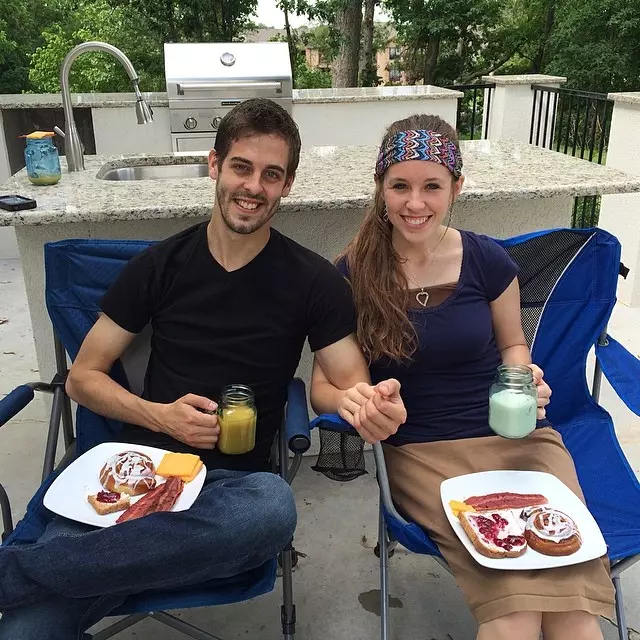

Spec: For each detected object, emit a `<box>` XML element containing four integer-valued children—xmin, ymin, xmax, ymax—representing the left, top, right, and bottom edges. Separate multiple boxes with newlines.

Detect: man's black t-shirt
<box><xmin>100</xmin><ymin>222</ymin><xmax>356</xmax><ymax>471</ymax></box>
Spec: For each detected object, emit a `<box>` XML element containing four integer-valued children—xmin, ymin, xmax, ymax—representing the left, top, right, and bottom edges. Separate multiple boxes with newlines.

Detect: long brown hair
<box><xmin>341</xmin><ymin>114</ymin><xmax>462</xmax><ymax>363</ymax></box>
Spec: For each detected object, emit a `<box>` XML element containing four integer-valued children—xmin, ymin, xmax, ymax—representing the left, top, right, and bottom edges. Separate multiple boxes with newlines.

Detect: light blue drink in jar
<box><xmin>24</xmin><ymin>132</ymin><xmax>62</xmax><ymax>186</ymax></box>
<box><xmin>489</xmin><ymin>365</ymin><xmax>537</xmax><ymax>438</ymax></box>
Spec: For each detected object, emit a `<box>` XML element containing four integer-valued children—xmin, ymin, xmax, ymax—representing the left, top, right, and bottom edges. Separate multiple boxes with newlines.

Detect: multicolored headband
<box><xmin>375</xmin><ymin>129</ymin><xmax>463</xmax><ymax>179</ymax></box>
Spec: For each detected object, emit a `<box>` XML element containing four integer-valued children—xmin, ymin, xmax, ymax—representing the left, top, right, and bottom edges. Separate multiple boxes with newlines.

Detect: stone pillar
<box><xmin>482</xmin><ymin>74</ymin><xmax>566</xmax><ymax>143</ymax></box>
<box><xmin>598</xmin><ymin>93</ymin><xmax>640</xmax><ymax>307</ymax></box>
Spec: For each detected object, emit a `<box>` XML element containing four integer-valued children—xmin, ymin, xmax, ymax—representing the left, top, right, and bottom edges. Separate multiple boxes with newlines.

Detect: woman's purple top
<box><xmin>338</xmin><ymin>230</ymin><xmax>520</xmax><ymax>446</ymax></box>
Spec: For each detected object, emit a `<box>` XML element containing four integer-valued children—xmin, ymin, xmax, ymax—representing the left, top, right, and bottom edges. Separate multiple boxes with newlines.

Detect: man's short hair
<box><xmin>214</xmin><ymin>98</ymin><xmax>302</xmax><ymax>178</ymax></box>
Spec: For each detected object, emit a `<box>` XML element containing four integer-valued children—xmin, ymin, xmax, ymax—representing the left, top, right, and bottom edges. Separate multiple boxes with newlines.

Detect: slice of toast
<box><xmin>88</xmin><ymin>492</ymin><xmax>131</xmax><ymax>516</ymax></box>
<box><xmin>458</xmin><ymin>510</ymin><xmax>527</xmax><ymax>559</ymax></box>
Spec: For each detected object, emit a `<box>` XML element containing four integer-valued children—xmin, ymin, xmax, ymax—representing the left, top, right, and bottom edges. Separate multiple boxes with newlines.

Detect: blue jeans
<box><xmin>0</xmin><ymin>470</ymin><xmax>296</xmax><ymax>640</ymax></box>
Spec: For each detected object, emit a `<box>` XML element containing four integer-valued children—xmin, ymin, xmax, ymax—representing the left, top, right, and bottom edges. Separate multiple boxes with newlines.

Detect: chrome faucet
<box><xmin>59</xmin><ymin>41</ymin><xmax>154</xmax><ymax>171</ymax></box>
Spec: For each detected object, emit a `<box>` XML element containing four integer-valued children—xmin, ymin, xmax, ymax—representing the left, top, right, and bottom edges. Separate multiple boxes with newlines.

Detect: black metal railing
<box><xmin>530</xmin><ymin>84</ymin><xmax>614</xmax><ymax>228</ymax></box>
<box><xmin>445</xmin><ymin>83</ymin><xmax>495</xmax><ymax>140</ymax></box>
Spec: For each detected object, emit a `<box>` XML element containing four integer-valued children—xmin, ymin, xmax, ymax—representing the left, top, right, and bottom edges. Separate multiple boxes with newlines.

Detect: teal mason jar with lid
<box><xmin>24</xmin><ymin>131</ymin><xmax>62</xmax><ymax>186</ymax></box>
<box><xmin>488</xmin><ymin>365</ymin><xmax>538</xmax><ymax>438</ymax></box>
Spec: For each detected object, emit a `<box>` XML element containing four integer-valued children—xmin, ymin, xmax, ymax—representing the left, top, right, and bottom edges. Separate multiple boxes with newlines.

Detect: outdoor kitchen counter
<box><xmin>0</xmin><ymin>86</ymin><xmax>462</xmax><ymax>175</ymax></box>
<box><xmin>0</xmin><ymin>86</ymin><xmax>461</xmax><ymax>109</ymax></box>
<box><xmin>2</xmin><ymin>139</ymin><xmax>639</xmax><ymax>227</ymax></box>
<box><xmin>4</xmin><ymin>138</ymin><xmax>640</xmax><ymax>387</ymax></box>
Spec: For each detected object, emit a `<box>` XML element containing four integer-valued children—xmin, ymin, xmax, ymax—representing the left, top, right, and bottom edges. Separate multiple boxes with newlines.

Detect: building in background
<box><xmin>375</xmin><ymin>39</ymin><xmax>406</xmax><ymax>84</ymax></box>
<box><xmin>303</xmin><ymin>24</ymin><xmax>406</xmax><ymax>85</ymax></box>
<box><xmin>244</xmin><ymin>23</ymin><xmax>407</xmax><ymax>85</ymax></box>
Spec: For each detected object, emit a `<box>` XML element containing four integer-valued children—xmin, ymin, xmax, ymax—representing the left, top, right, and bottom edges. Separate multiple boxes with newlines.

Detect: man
<box><xmin>0</xmin><ymin>98</ymin><xmax>406</xmax><ymax>639</ymax></box>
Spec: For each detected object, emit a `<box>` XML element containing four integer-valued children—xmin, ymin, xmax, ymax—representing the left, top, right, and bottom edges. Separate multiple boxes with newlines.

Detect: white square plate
<box><xmin>440</xmin><ymin>470</ymin><xmax>607</xmax><ymax>570</ymax></box>
<box><xmin>43</xmin><ymin>442</ymin><xmax>207</xmax><ymax>528</ymax></box>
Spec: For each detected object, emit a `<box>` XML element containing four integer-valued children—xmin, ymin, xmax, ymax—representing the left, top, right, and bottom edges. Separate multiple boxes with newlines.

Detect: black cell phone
<box><xmin>0</xmin><ymin>195</ymin><xmax>37</xmax><ymax>211</ymax></box>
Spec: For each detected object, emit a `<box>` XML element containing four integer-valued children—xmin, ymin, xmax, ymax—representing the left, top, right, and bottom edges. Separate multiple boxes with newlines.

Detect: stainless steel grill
<box><xmin>164</xmin><ymin>42</ymin><xmax>293</xmax><ymax>153</ymax></box>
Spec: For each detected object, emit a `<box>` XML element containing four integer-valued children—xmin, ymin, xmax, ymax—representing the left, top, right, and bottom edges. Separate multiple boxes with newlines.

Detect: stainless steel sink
<box><xmin>98</xmin><ymin>163</ymin><xmax>209</xmax><ymax>181</ymax></box>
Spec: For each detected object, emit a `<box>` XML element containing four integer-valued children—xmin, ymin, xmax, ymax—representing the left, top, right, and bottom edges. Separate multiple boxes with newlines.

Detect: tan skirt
<box><xmin>382</xmin><ymin>427</ymin><xmax>615</xmax><ymax>624</ymax></box>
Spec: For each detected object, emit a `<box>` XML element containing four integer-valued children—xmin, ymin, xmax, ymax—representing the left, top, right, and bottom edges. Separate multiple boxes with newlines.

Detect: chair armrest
<box><xmin>285</xmin><ymin>378</ymin><xmax>311</xmax><ymax>454</ymax></box>
<box><xmin>0</xmin><ymin>385</ymin><xmax>35</xmax><ymax>428</ymax></box>
<box><xmin>310</xmin><ymin>413</ymin><xmax>356</xmax><ymax>433</ymax></box>
<box><xmin>596</xmin><ymin>335</ymin><xmax>640</xmax><ymax>416</ymax></box>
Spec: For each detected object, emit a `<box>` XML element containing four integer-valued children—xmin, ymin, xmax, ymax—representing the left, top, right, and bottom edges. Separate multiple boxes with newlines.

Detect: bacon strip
<box><xmin>116</xmin><ymin>483</ymin><xmax>166</xmax><ymax>523</ymax></box>
<box><xmin>153</xmin><ymin>477</ymin><xmax>184</xmax><ymax>513</ymax></box>
<box><xmin>115</xmin><ymin>477</ymin><xmax>185</xmax><ymax>523</ymax></box>
<box><xmin>465</xmin><ymin>492</ymin><xmax>548</xmax><ymax>511</ymax></box>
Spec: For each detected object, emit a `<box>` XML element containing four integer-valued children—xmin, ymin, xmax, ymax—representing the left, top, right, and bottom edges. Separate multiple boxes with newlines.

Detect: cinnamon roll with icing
<box><xmin>99</xmin><ymin>451</ymin><xmax>157</xmax><ymax>496</ymax></box>
<box><xmin>523</xmin><ymin>507</ymin><xmax>582</xmax><ymax>556</ymax></box>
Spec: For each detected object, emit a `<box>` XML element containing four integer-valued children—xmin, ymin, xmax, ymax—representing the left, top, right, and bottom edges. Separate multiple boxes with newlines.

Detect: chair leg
<box><xmin>151</xmin><ymin>611</ymin><xmax>225</xmax><ymax>640</ymax></box>
<box><xmin>280</xmin><ymin>541</ymin><xmax>296</xmax><ymax>639</ymax></box>
<box><xmin>613</xmin><ymin>576</ymin><xmax>627</xmax><ymax>640</ymax></box>
<box><xmin>379</xmin><ymin>501</ymin><xmax>390</xmax><ymax>640</ymax></box>
<box><xmin>89</xmin><ymin>613</ymin><xmax>148</xmax><ymax>639</ymax></box>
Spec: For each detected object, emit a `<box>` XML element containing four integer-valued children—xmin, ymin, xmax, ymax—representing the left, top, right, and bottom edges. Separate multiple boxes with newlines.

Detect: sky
<box><xmin>254</xmin><ymin>0</ymin><xmax>390</xmax><ymax>28</ymax></box>
<box><xmin>255</xmin><ymin>0</ymin><xmax>309</xmax><ymax>28</ymax></box>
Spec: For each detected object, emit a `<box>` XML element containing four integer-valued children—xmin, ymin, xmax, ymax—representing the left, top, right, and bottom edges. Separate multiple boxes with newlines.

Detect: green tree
<box><xmin>383</xmin><ymin>0</ymin><xmax>502</xmax><ymax>85</ymax></box>
<box><xmin>108</xmin><ymin>0</ymin><xmax>258</xmax><ymax>45</ymax></box>
<box><xmin>359</xmin><ymin>0</ymin><xmax>377</xmax><ymax>86</ymax></box>
<box><xmin>546</xmin><ymin>0</ymin><xmax>640</xmax><ymax>93</ymax></box>
<box><xmin>301</xmin><ymin>25</ymin><xmax>339</xmax><ymax>66</ymax></box>
<box><xmin>29</xmin><ymin>0</ymin><xmax>164</xmax><ymax>93</ymax></box>
<box><xmin>270</xmin><ymin>30</ymin><xmax>332</xmax><ymax>89</ymax></box>
<box><xmin>294</xmin><ymin>62</ymin><xmax>332</xmax><ymax>88</ymax></box>
<box><xmin>0</xmin><ymin>0</ymin><xmax>63</xmax><ymax>93</ymax></box>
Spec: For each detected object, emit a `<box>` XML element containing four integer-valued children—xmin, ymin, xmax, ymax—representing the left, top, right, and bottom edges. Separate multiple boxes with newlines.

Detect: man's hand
<box><xmin>155</xmin><ymin>394</ymin><xmax>220</xmax><ymax>449</ymax></box>
<box><xmin>529</xmin><ymin>364</ymin><xmax>552</xmax><ymax>420</ymax></box>
<box><xmin>338</xmin><ymin>378</ymin><xmax>407</xmax><ymax>444</ymax></box>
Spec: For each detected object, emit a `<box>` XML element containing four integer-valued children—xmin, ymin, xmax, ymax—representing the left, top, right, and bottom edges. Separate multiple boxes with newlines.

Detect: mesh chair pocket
<box><xmin>311</xmin><ymin>427</ymin><xmax>367</xmax><ymax>481</ymax></box>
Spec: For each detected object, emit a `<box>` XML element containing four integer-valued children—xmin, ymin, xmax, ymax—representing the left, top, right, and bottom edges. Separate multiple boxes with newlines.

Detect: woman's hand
<box><xmin>528</xmin><ymin>364</ymin><xmax>552</xmax><ymax>420</ymax></box>
<box><xmin>338</xmin><ymin>379</ymin><xmax>407</xmax><ymax>444</ymax></box>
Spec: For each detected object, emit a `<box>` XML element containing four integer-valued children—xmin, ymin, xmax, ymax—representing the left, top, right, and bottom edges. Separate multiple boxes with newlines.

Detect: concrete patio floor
<box><xmin>1</xmin><ymin>256</ymin><xmax>640</xmax><ymax>640</ymax></box>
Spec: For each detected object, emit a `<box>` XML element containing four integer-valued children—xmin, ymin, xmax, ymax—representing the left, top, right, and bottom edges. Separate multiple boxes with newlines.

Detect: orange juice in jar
<box><xmin>217</xmin><ymin>384</ymin><xmax>257</xmax><ymax>455</ymax></box>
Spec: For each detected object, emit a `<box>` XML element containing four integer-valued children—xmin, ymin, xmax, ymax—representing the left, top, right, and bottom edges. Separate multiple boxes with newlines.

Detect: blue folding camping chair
<box><xmin>0</xmin><ymin>238</ymin><xmax>312</xmax><ymax>640</ymax></box>
<box><xmin>312</xmin><ymin>227</ymin><xmax>640</xmax><ymax>640</ymax></box>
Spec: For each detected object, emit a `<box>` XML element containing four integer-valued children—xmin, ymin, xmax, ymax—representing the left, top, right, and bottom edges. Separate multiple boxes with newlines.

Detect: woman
<box><xmin>310</xmin><ymin>115</ymin><xmax>614</xmax><ymax>639</ymax></box>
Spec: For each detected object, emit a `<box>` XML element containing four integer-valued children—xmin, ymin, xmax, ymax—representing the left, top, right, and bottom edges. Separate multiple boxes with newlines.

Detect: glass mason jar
<box><xmin>217</xmin><ymin>384</ymin><xmax>257</xmax><ymax>455</ymax></box>
<box><xmin>488</xmin><ymin>365</ymin><xmax>538</xmax><ymax>439</ymax></box>
<box><xmin>24</xmin><ymin>137</ymin><xmax>61</xmax><ymax>186</ymax></box>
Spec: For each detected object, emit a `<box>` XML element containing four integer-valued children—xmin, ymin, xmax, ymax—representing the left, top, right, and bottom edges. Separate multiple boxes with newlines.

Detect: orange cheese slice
<box><xmin>157</xmin><ymin>453</ymin><xmax>201</xmax><ymax>479</ymax></box>
<box><xmin>448</xmin><ymin>500</ymin><xmax>476</xmax><ymax>518</ymax></box>
<box><xmin>180</xmin><ymin>460</ymin><xmax>204</xmax><ymax>483</ymax></box>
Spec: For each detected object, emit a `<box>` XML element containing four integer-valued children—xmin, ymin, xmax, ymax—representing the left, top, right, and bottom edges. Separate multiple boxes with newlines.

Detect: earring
<box><xmin>382</xmin><ymin>205</ymin><xmax>389</xmax><ymax>222</ymax></box>
<box><xmin>446</xmin><ymin>205</ymin><xmax>453</xmax><ymax>227</ymax></box>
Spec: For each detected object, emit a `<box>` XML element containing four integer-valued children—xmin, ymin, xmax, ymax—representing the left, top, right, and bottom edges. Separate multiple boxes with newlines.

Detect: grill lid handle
<box><xmin>177</xmin><ymin>81</ymin><xmax>282</xmax><ymax>94</ymax></box>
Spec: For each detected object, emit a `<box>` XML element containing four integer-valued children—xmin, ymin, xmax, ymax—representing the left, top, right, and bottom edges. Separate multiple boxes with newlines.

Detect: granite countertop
<box><xmin>0</xmin><ymin>85</ymin><xmax>462</xmax><ymax>109</ymax></box>
<box><xmin>0</xmin><ymin>92</ymin><xmax>170</xmax><ymax>109</ymax></box>
<box><xmin>292</xmin><ymin>85</ymin><xmax>462</xmax><ymax>103</ymax></box>
<box><xmin>2</xmin><ymin>139</ymin><xmax>640</xmax><ymax>227</ymax></box>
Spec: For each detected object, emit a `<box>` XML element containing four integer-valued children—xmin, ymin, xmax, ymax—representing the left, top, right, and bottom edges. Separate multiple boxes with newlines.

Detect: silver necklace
<box><xmin>403</xmin><ymin>230</ymin><xmax>447</xmax><ymax>308</ymax></box>
<box><xmin>405</xmin><ymin>269</ymin><xmax>430</xmax><ymax>307</ymax></box>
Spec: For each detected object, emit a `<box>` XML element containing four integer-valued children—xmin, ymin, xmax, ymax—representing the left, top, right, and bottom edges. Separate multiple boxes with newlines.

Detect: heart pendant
<box><xmin>416</xmin><ymin>290</ymin><xmax>429</xmax><ymax>307</ymax></box>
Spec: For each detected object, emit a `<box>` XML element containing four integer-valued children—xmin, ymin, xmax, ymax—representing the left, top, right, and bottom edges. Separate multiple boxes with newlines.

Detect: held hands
<box><xmin>157</xmin><ymin>394</ymin><xmax>220</xmax><ymax>449</ymax></box>
<box><xmin>528</xmin><ymin>364</ymin><xmax>552</xmax><ymax>420</ymax></box>
<box><xmin>338</xmin><ymin>378</ymin><xmax>407</xmax><ymax>444</ymax></box>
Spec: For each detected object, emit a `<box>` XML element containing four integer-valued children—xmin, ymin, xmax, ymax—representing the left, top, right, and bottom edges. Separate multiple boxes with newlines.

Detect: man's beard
<box><xmin>216</xmin><ymin>181</ymin><xmax>279</xmax><ymax>235</ymax></box>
